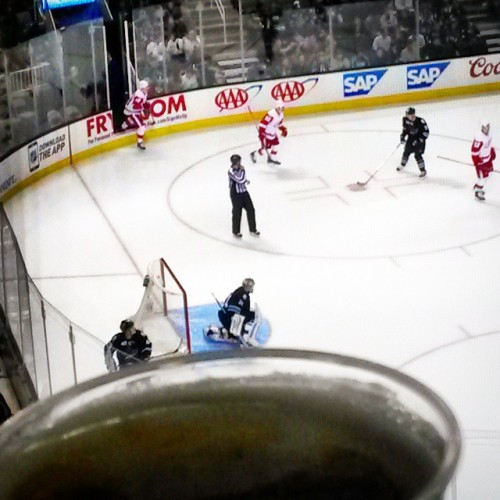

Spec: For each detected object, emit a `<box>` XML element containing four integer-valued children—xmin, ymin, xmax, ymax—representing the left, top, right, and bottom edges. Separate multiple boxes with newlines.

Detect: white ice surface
<box><xmin>5</xmin><ymin>93</ymin><xmax>500</xmax><ymax>499</ymax></box>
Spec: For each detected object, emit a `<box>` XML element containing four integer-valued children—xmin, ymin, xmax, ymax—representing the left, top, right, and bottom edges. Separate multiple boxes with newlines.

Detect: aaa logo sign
<box><xmin>214</xmin><ymin>85</ymin><xmax>263</xmax><ymax>111</ymax></box>
<box><xmin>271</xmin><ymin>78</ymin><xmax>319</xmax><ymax>103</ymax></box>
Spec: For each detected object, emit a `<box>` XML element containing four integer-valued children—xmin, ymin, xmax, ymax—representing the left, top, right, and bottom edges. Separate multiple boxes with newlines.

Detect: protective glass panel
<box><xmin>72</xmin><ymin>323</ymin><xmax>107</xmax><ymax>384</ymax></box>
<box><xmin>28</xmin><ymin>285</ymin><xmax>51</xmax><ymax>399</ymax></box>
<box><xmin>29</xmin><ymin>31</ymin><xmax>65</xmax><ymax>134</ymax></box>
<box><xmin>61</xmin><ymin>20</ymin><xmax>108</xmax><ymax>119</ymax></box>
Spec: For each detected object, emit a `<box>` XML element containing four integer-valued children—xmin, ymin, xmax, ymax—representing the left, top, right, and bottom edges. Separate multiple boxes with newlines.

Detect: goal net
<box><xmin>132</xmin><ymin>258</ymin><xmax>191</xmax><ymax>355</ymax></box>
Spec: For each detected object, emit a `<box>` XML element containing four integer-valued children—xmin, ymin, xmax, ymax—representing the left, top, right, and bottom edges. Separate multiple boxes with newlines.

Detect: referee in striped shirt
<box><xmin>228</xmin><ymin>154</ymin><xmax>260</xmax><ymax>238</ymax></box>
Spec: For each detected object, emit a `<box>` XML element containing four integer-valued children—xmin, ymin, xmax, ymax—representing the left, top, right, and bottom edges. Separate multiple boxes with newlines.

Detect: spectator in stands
<box><xmin>214</xmin><ymin>67</ymin><xmax>227</xmax><ymax>85</ymax></box>
<box><xmin>353</xmin><ymin>16</ymin><xmax>371</xmax><ymax>53</ymax></box>
<box><xmin>330</xmin><ymin>47</ymin><xmax>351</xmax><ymax>71</ymax></box>
<box><xmin>272</xmin><ymin>36</ymin><xmax>297</xmax><ymax>66</ymax></box>
<box><xmin>364</xmin><ymin>13</ymin><xmax>380</xmax><ymax>40</ymax></box>
<box><xmin>423</xmin><ymin>33</ymin><xmax>447</xmax><ymax>60</ymax></box>
<box><xmin>183</xmin><ymin>30</ymin><xmax>201</xmax><ymax>64</ymax></box>
<box><xmin>371</xmin><ymin>46</ymin><xmax>392</xmax><ymax>66</ymax></box>
<box><xmin>372</xmin><ymin>27</ymin><xmax>392</xmax><ymax>60</ymax></box>
<box><xmin>273</xmin><ymin>54</ymin><xmax>294</xmax><ymax>78</ymax></box>
<box><xmin>145</xmin><ymin>26</ymin><xmax>165</xmax><ymax>70</ymax></box>
<box><xmin>291</xmin><ymin>51</ymin><xmax>309</xmax><ymax>75</ymax></box>
<box><xmin>380</xmin><ymin>2</ymin><xmax>399</xmax><ymax>34</ymax></box>
<box><xmin>390</xmin><ymin>26</ymin><xmax>409</xmax><ymax>61</ymax></box>
<box><xmin>313</xmin><ymin>0</ymin><xmax>328</xmax><ymax>24</ymax></box>
<box><xmin>312</xmin><ymin>52</ymin><xmax>330</xmax><ymax>73</ymax></box>
<box><xmin>394</xmin><ymin>0</ymin><xmax>414</xmax><ymax>31</ymax></box>
<box><xmin>166</xmin><ymin>32</ymin><xmax>186</xmax><ymax>65</ymax></box>
<box><xmin>256</xmin><ymin>0</ymin><xmax>281</xmax><ymax>62</ymax></box>
<box><xmin>351</xmin><ymin>49</ymin><xmax>370</xmax><ymax>69</ymax></box>
<box><xmin>399</xmin><ymin>34</ymin><xmax>420</xmax><ymax>62</ymax></box>
<box><xmin>261</xmin><ymin>15</ymin><xmax>278</xmax><ymax>62</ymax></box>
<box><xmin>179</xmin><ymin>66</ymin><xmax>199</xmax><ymax>90</ymax></box>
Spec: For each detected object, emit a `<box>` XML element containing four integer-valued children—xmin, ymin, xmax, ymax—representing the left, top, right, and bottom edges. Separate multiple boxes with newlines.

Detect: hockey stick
<box><xmin>437</xmin><ymin>155</ymin><xmax>500</xmax><ymax>174</ymax></box>
<box><xmin>211</xmin><ymin>292</ymin><xmax>223</xmax><ymax>310</ymax></box>
<box><xmin>347</xmin><ymin>143</ymin><xmax>402</xmax><ymax>191</ymax></box>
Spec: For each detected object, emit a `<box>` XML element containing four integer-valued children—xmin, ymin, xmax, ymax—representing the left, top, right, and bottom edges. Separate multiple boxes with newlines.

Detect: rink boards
<box><xmin>1</xmin><ymin>53</ymin><xmax>500</xmax><ymax>201</ymax></box>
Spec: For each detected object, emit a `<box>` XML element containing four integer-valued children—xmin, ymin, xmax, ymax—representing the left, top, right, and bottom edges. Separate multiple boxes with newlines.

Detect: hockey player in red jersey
<box><xmin>471</xmin><ymin>119</ymin><xmax>495</xmax><ymax>201</ymax></box>
<box><xmin>120</xmin><ymin>80</ymin><xmax>152</xmax><ymax>150</ymax></box>
<box><xmin>250</xmin><ymin>99</ymin><xmax>288</xmax><ymax>165</ymax></box>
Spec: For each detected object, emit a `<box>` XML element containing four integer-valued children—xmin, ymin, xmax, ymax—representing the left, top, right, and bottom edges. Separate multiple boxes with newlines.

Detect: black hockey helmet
<box><xmin>406</xmin><ymin>106</ymin><xmax>416</xmax><ymax>116</ymax></box>
<box><xmin>230</xmin><ymin>154</ymin><xmax>241</xmax><ymax>165</ymax></box>
<box><xmin>120</xmin><ymin>319</ymin><xmax>134</xmax><ymax>332</ymax></box>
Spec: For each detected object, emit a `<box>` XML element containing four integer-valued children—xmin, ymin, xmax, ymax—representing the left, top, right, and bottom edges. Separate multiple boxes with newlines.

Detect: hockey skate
<box><xmin>267</xmin><ymin>157</ymin><xmax>281</xmax><ymax>165</ymax></box>
<box><xmin>396</xmin><ymin>164</ymin><xmax>405</xmax><ymax>171</ymax></box>
<box><xmin>475</xmin><ymin>190</ymin><xmax>485</xmax><ymax>201</ymax></box>
<box><xmin>137</xmin><ymin>142</ymin><xmax>146</xmax><ymax>151</ymax></box>
<box><xmin>419</xmin><ymin>169</ymin><xmax>427</xmax><ymax>178</ymax></box>
<box><xmin>250</xmin><ymin>151</ymin><xmax>256</xmax><ymax>163</ymax></box>
<box><xmin>250</xmin><ymin>230</ymin><xmax>260</xmax><ymax>236</ymax></box>
<box><xmin>233</xmin><ymin>232</ymin><xmax>243</xmax><ymax>238</ymax></box>
<box><xmin>204</xmin><ymin>326</ymin><xmax>239</xmax><ymax>344</ymax></box>
<box><xmin>240</xmin><ymin>332</ymin><xmax>260</xmax><ymax>348</ymax></box>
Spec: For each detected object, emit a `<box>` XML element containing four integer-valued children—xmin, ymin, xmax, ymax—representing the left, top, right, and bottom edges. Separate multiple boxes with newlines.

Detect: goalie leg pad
<box><xmin>229</xmin><ymin>313</ymin><xmax>245</xmax><ymax>338</ymax></box>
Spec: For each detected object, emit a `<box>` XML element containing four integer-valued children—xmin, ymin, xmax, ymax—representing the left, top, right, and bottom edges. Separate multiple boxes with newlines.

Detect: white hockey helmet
<box><xmin>242</xmin><ymin>278</ymin><xmax>255</xmax><ymax>292</ymax></box>
<box><xmin>480</xmin><ymin>118</ymin><xmax>490</xmax><ymax>128</ymax></box>
<box><xmin>275</xmin><ymin>99</ymin><xmax>285</xmax><ymax>110</ymax></box>
<box><xmin>138</xmin><ymin>80</ymin><xmax>149</xmax><ymax>90</ymax></box>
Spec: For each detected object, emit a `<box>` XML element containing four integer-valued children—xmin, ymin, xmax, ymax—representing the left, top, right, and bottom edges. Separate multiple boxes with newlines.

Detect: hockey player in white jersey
<box><xmin>471</xmin><ymin>119</ymin><xmax>496</xmax><ymax>201</ymax></box>
<box><xmin>120</xmin><ymin>80</ymin><xmax>152</xmax><ymax>150</ymax></box>
<box><xmin>250</xmin><ymin>100</ymin><xmax>288</xmax><ymax>165</ymax></box>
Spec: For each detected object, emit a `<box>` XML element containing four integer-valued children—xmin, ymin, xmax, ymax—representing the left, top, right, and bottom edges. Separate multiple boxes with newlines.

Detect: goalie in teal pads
<box><xmin>204</xmin><ymin>278</ymin><xmax>262</xmax><ymax>348</ymax></box>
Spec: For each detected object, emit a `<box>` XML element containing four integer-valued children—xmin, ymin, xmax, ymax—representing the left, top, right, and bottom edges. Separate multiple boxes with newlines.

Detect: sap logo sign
<box><xmin>407</xmin><ymin>62</ymin><xmax>450</xmax><ymax>89</ymax></box>
<box><xmin>343</xmin><ymin>69</ymin><xmax>387</xmax><ymax>97</ymax></box>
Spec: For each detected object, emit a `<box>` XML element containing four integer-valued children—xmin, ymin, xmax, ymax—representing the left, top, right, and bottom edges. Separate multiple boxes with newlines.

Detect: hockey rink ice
<box><xmin>5</xmin><ymin>93</ymin><xmax>500</xmax><ymax>499</ymax></box>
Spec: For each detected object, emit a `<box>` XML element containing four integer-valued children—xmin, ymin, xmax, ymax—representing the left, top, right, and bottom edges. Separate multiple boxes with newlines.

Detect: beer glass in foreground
<box><xmin>0</xmin><ymin>349</ymin><xmax>460</xmax><ymax>499</ymax></box>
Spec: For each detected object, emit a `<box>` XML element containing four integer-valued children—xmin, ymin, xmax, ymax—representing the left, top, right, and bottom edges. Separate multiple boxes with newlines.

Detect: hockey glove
<box><xmin>400</xmin><ymin>133</ymin><xmax>406</xmax><ymax>144</ymax></box>
<box><xmin>491</xmin><ymin>148</ymin><xmax>496</xmax><ymax>161</ymax></box>
<box><xmin>280</xmin><ymin>126</ymin><xmax>288</xmax><ymax>137</ymax></box>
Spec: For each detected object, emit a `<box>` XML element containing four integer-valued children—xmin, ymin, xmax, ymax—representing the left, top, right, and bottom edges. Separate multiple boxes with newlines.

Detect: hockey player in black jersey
<box><xmin>204</xmin><ymin>278</ymin><xmax>261</xmax><ymax>348</ymax></box>
<box><xmin>104</xmin><ymin>319</ymin><xmax>152</xmax><ymax>371</ymax></box>
<box><xmin>397</xmin><ymin>107</ymin><xmax>429</xmax><ymax>178</ymax></box>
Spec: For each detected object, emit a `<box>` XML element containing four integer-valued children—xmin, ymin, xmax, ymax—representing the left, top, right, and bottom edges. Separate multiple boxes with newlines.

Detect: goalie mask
<box><xmin>242</xmin><ymin>278</ymin><xmax>255</xmax><ymax>293</ymax></box>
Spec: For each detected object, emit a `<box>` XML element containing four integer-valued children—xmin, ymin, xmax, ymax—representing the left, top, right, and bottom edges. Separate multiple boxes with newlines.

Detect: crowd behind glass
<box><xmin>0</xmin><ymin>0</ymin><xmax>495</xmax><ymax>157</ymax></box>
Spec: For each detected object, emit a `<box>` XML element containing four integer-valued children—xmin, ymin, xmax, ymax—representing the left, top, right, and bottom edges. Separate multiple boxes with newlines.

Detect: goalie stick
<box><xmin>211</xmin><ymin>292</ymin><xmax>223</xmax><ymax>310</ymax></box>
<box><xmin>347</xmin><ymin>143</ymin><xmax>402</xmax><ymax>191</ymax></box>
